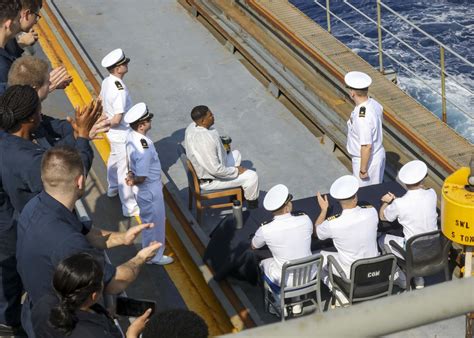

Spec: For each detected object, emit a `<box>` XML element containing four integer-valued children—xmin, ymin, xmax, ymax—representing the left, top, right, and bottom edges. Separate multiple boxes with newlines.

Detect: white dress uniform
<box><xmin>379</xmin><ymin>160</ymin><xmax>438</xmax><ymax>257</ymax></box>
<box><xmin>125</xmin><ymin>103</ymin><xmax>168</xmax><ymax>263</ymax></box>
<box><xmin>100</xmin><ymin>48</ymin><xmax>138</xmax><ymax>216</ymax></box>
<box><xmin>252</xmin><ymin>184</ymin><xmax>314</xmax><ymax>285</ymax></box>
<box><xmin>345</xmin><ymin>71</ymin><xmax>386</xmax><ymax>187</ymax></box>
<box><xmin>184</xmin><ymin>122</ymin><xmax>259</xmax><ymax>201</ymax></box>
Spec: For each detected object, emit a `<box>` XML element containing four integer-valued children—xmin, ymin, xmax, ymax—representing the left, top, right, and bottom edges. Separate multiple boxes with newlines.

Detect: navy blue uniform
<box><xmin>0</xmin><ymin>132</ymin><xmax>22</xmax><ymax>327</ymax></box>
<box><xmin>0</xmin><ymin>47</ymin><xmax>16</xmax><ymax>96</ymax></box>
<box><xmin>17</xmin><ymin>191</ymin><xmax>117</xmax><ymax>336</ymax></box>
<box><xmin>33</xmin><ymin>115</ymin><xmax>76</xmax><ymax>149</ymax></box>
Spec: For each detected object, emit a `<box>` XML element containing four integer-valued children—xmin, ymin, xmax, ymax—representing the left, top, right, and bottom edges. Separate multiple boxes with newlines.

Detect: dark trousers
<box><xmin>0</xmin><ymin>225</ymin><xmax>22</xmax><ymax>326</ymax></box>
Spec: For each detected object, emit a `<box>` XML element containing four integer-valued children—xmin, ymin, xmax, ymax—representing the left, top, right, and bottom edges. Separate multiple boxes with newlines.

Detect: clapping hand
<box><xmin>17</xmin><ymin>28</ymin><xmax>38</xmax><ymax>47</ymax></box>
<box><xmin>123</xmin><ymin>223</ymin><xmax>154</xmax><ymax>245</ymax></box>
<box><xmin>381</xmin><ymin>192</ymin><xmax>395</xmax><ymax>204</ymax></box>
<box><xmin>89</xmin><ymin>114</ymin><xmax>111</xmax><ymax>139</ymax></box>
<box><xmin>49</xmin><ymin>66</ymin><xmax>73</xmax><ymax>92</ymax></box>
<box><xmin>67</xmin><ymin>98</ymin><xmax>103</xmax><ymax>139</ymax></box>
<box><xmin>316</xmin><ymin>192</ymin><xmax>329</xmax><ymax>210</ymax></box>
<box><xmin>137</xmin><ymin>241</ymin><xmax>162</xmax><ymax>262</ymax></box>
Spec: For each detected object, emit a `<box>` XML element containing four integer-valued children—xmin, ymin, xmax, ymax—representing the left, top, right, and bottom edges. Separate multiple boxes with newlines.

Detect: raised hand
<box><xmin>123</xmin><ymin>223</ymin><xmax>154</xmax><ymax>245</ymax></box>
<box><xmin>17</xmin><ymin>29</ymin><xmax>39</xmax><ymax>47</ymax></box>
<box><xmin>316</xmin><ymin>192</ymin><xmax>329</xmax><ymax>210</ymax></box>
<box><xmin>89</xmin><ymin>114</ymin><xmax>111</xmax><ymax>139</ymax></box>
<box><xmin>67</xmin><ymin>98</ymin><xmax>103</xmax><ymax>139</ymax></box>
<box><xmin>49</xmin><ymin>66</ymin><xmax>73</xmax><ymax>92</ymax></box>
<box><xmin>137</xmin><ymin>241</ymin><xmax>162</xmax><ymax>262</ymax></box>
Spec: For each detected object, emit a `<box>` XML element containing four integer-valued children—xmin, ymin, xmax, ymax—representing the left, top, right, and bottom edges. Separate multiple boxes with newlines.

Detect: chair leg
<box><xmin>316</xmin><ymin>288</ymin><xmax>322</xmax><ymax>313</ymax></box>
<box><xmin>188</xmin><ymin>189</ymin><xmax>193</xmax><ymax>210</ymax></box>
<box><xmin>196</xmin><ymin>199</ymin><xmax>203</xmax><ymax>225</ymax></box>
<box><xmin>406</xmin><ymin>273</ymin><xmax>412</xmax><ymax>291</ymax></box>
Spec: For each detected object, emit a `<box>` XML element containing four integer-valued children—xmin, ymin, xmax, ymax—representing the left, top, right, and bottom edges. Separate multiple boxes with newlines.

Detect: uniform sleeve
<box><xmin>316</xmin><ymin>220</ymin><xmax>331</xmax><ymax>240</ymax></box>
<box><xmin>192</xmin><ymin>132</ymin><xmax>238</xmax><ymax>179</ymax></box>
<box><xmin>110</xmin><ymin>89</ymin><xmax>127</xmax><ymax>115</ymax></box>
<box><xmin>251</xmin><ymin>226</ymin><xmax>266</xmax><ymax>249</ymax></box>
<box><xmin>74</xmin><ymin>137</ymin><xmax>94</xmax><ymax>176</ymax></box>
<box><xmin>133</xmin><ymin>146</ymin><xmax>154</xmax><ymax>177</ymax></box>
<box><xmin>354</xmin><ymin>115</ymin><xmax>373</xmax><ymax>146</ymax></box>
<box><xmin>23</xmin><ymin>150</ymin><xmax>45</xmax><ymax>198</ymax></box>
<box><xmin>383</xmin><ymin>200</ymin><xmax>399</xmax><ymax>222</ymax></box>
<box><xmin>0</xmin><ymin>57</ymin><xmax>10</xmax><ymax>96</ymax></box>
<box><xmin>5</xmin><ymin>39</ymin><xmax>24</xmax><ymax>58</ymax></box>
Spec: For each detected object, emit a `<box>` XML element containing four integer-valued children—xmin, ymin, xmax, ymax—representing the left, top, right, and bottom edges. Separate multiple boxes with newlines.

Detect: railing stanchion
<box><xmin>440</xmin><ymin>45</ymin><xmax>447</xmax><ymax>123</ymax></box>
<box><xmin>326</xmin><ymin>0</ymin><xmax>331</xmax><ymax>33</ymax></box>
<box><xmin>376</xmin><ymin>0</ymin><xmax>383</xmax><ymax>72</ymax></box>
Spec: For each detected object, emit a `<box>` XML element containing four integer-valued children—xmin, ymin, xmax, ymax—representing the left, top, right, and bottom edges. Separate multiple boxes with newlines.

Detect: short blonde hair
<box><xmin>8</xmin><ymin>56</ymin><xmax>49</xmax><ymax>88</ymax></box>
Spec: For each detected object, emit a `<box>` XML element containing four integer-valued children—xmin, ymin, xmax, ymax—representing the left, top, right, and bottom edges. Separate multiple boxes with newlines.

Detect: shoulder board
<box><xmin>261</xmin><ymin>219</ymin><xmax>273</xmax><ymax>226</ymax></box>
<box><xmin>140</xmin><ymin>139</ymin><xmax>149</xmax><ymax>149</ymax></box>
<box><xmin>360</xmin><ymin>204</ymin><xmax>374</xmax><ymax>208</ymax></box>
<box><xmin>291</xmin><ymin>211</ymin><xmax>306</xmax><ymax>217</ymax></box>
<box><xmin>115</xmin><ymin>81</ymin><xmax>124</xmax><ymax>90</ymax></box>
<box><xmin>326</xmin><ymin>214</ymin><xmax>341</xmax><ymax>221</ymax></box>
<box><xmin>359</xmin><ymin>106</ymin><xmax>366</xmax><ymax>118</ymax></box>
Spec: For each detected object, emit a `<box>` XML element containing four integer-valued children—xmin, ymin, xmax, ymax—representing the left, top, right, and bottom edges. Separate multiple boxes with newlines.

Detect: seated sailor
<box><xmin>251</xmin><ymin>184</ymin><xmax>314</xmax><ymax>286</ymax></box>
<box><xmin>378</xmin><ymin>160</ymin><xmax>437</xmax><ymax>289</ymax></box>
<box><xmin>315</xmin><ymin>175</ymin><xmax>379</xmax><ymax>283</ymax></box>
<box><xmin>184</xmin><ymin>105</ymin><xmax>259</xmax><ymax>208</ymax></box>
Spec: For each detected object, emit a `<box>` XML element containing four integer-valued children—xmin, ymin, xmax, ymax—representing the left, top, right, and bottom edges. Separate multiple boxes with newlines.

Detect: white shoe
<box><xmin>292</xmin><ymin>303</ymin><xmax>302</xmax><ymax>314</ymax></box>
<box><xmin>146</xmin><ymin>255</ymin><xmax>174</xmax><ymax>265</ymax></box>
<box><xmin>107</xmin><ymin>188</ymin><xmax>118</xmax><ymax>197</ymax></box>
<box><xmin>414</xmin><ymin>277</ymin><xmax>425</xmax><ymax>289</ymax></box>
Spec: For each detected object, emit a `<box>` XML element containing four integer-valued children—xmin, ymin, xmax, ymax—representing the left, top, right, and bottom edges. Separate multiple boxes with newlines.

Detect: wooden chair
<box><xmin>177</xmin><ymin>145</ymin><xmax>243</xmax><ymax>224</ymax></box>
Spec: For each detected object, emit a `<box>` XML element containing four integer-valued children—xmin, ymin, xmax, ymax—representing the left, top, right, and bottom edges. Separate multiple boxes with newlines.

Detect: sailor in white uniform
<box><xmin>100</xmin><ymin>48</ymin><xmax>139</xmax><ymax>217</ymax></box>
<box><xmin>315</xmin><ymin>175</ymin><xmax>379</xmax><ymax>283</ymax></box>
<box><xmin>184</xmin><ymin>105</ymin><xmax>259</xmax><ymax>207</ymax></box>
<box><xmin>345</xmin><ymin>71</ymin><xmax>385</xmax><ymax>187</ymax></box>
<box><xmin>124</xmin><ymin>103</ymin><xmax>173</xmax><ymax>265</ymax></box>
<box><xmin>251</xmin><ymin>184</ymin><xmax>314</xmax><ymax>286</ymax></box>
<box><xmin>378</xmin><ymin>160</ymin><xmax>437</xmax><ymax>289</ymax></box>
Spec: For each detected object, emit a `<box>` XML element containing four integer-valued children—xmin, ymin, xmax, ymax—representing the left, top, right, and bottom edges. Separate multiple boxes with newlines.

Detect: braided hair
<box><xmin>48</xmin><ymin>253</ymin><xmax>104</xmax><ymax>335</ymax></box>
<box><xmin>0</xmin><ymin>85</ymin><xmax>40</xmax><ymax>133</ymax></box>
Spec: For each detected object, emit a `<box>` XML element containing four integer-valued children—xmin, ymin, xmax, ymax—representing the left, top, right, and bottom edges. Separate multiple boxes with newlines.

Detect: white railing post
<box><xmin>376</xmin><ymin>0</ymin><xmax>384</xmax><ymax>72</ymax></box>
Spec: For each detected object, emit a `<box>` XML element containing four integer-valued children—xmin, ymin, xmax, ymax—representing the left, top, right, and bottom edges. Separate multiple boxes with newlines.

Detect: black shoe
<box><xmin>247</xmin><ymin>199</ymin><xmax>259</xmax><ymax>209</ymax></box>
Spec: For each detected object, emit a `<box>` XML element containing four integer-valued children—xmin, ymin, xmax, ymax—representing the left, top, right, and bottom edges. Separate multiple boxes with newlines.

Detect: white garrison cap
<box><xmin>101</xmin><ymin>48</ymin><xmax>130</xmax><ymax>68</ymax></box>
<box><xmin>263</xmin><ymin>184</ymin><xmax>292</xmax><ymax>211</ymax></box>
<box><xmin>398</xmin><ymin>160</ymin><xmax>428</xmax><ymax>185</ymax></box>
<box><xmin>344</xmin><ymin>71</ymin><xmax>372</xmax><ymax>89</ymax></box>
<box><xmin>330</xmin><ymin>175</ymin><xmax>359</xmax><ymax>200</ymax></box>
<box><xmin>124</xmin><ymin>102</ymin><xmax>154</xmax><ymax>124</ymax></box>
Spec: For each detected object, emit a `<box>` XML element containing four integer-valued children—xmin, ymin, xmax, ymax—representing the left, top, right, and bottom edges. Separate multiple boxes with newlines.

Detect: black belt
<box><xmin>199</xmin><ymin>178</ymin><xmax>213</xmax><ymax>184</ymax></box>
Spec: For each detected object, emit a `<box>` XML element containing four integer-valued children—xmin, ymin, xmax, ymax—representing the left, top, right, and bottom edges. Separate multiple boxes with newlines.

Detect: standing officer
<box><xmin>124</xmin><ymin>103</ymin><xmax>174</xmax><ymax>265</ymax></box>
<box><xmin>100</xmin><ymin>48</ymin><xmax>139</xmax><ymax>217</ymax></box>
<box><xmin>315</xmin><ymin>175</ymin><xmax>379</xmax><ymax>294</ymax></box>
<box><xmin>345</xmin><ymin>71</ymin><xmax>385</xmax><ymax>187</ymax></box>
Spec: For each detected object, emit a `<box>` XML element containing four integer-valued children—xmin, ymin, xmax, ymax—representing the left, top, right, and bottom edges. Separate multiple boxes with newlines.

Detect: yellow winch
<box><xmin>441</xmin><ymin>167</ymin><xmax>474</xmax><ymax>245</ymax></box>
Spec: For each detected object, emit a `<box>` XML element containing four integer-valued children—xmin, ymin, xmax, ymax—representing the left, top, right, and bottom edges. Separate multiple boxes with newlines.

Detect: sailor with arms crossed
<box><xmin>345</xmin><ymin>71</ymin><xmax>385</xmax><ymax>187</ymax></box>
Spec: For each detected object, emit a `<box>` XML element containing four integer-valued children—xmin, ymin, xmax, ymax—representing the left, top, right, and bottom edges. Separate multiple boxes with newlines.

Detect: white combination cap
<box><xmin>101</xmin><ymin>48</ymin><xmax>130</xmax><ymax>68</ymax></box>
<box><xmin>398</xmin><ymin>160</ymin><xmax>428</xmax><ymax>185</ymax></box>
<box><xmin>124</xmin><ymin>102</ymin><xmax>153</xmax><ymax>124</ymax></box>
<box><xmin>263</xmin><ymin>184</ymin><xmax>292</xmax><ymax>211</ymax></box>
<box><xmin>344</xmin><ymin>71</ymin><xmax>372</xmax><ymax>89</ymax></box>
<box><xmin>330</xmin><ymin>175</ymin><xmax>359</xmax><ymax>200</ymax></box>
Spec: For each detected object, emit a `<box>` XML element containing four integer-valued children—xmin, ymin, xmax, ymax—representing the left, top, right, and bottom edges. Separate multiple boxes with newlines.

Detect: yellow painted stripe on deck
<box><xmin>36</xmin><ymin>9</ymin><xmax>234</xmax><ymax>336</ymax></box>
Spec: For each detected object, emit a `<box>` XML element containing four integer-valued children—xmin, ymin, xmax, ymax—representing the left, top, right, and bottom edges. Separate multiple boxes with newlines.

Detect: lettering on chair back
<box><xmin>367</xmin><ymin>270</ymin><xmax>381</xmax><ymax>278</ymax></box>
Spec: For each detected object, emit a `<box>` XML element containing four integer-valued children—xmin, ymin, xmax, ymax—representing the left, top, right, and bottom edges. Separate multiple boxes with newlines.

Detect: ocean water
<box><xmin>289</xmin><ymin>0</ymin><xmax>474</xmax><ymax>143</ymax></box>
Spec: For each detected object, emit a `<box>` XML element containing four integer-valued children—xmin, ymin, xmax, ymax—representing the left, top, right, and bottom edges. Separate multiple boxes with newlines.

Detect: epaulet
<box><xmin>360</xmin><ymin>204</ymin><xmax>374</xmax><ymax>208</ymax></box>
<box><xmin>140</xmin><ymin>139</ymin><xmax>149</xmax><ymax>149</ymax></box>
<box><xmin>291</xmin><ymin>211</ymin><xmax>306</xmax><ymax>217</ymax></box>
<box><xmin>261</xmin><ymin>219</ymin><xmax>273</xmax><ymax>226</ymax></box>
<box><xmin>115</xmin><ymin>81</ymin><xmax>124</xmax><ymax>90</ymax></box>
<box><xmin>326</xmin><ymin>213</ymin><xmax>341</xmax><ymax>221</ymax></box>
<box><xmin>359</xmin><ymin>106</ymin><xmax>366</xmax><ymax>118</ymax></box>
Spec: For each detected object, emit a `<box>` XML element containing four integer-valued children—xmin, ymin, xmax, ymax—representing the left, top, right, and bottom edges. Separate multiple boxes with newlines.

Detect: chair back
<box><xmin>349</xmin><ymin>254</ymin><xmax>397</xmax><ymax>303</ymax></box>
<box><xmin>177</xmin><ymin>144</ymin><xmax>201</xmax><ymax>194</ymax></box>
<box><xmin>280</xmin><ymin>254</ymin><xmax>323</xmax><ymax>300</ymax></box>
<box><xmin>405</xmin><ymin>230</ymin><xmax>450</xmax><ymax>277</ymax></box>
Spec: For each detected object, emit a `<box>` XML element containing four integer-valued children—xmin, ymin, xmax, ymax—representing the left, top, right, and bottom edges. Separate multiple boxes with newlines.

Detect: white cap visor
<box><xmin>398</xmin><ymin>160</ymin><xmax>428</xmax><ymax>185</ymax></box>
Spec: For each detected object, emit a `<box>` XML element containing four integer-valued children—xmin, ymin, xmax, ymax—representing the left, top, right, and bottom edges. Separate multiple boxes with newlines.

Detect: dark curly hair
<box><xmin>0</xmin><ymin>85</ymin><xmax>40</xmax><ymax>133</ymax></box>
<box><xmin>0</xmin><ymin>0</ymin><xmax>21</xmax><ymax>24</ymax></box>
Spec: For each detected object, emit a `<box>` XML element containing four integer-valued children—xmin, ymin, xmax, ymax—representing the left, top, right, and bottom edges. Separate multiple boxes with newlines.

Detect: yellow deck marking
<box><xmin>37</xmin><ymin>7</ymin><xmax>234</xmax><ymax>335</ymax></box>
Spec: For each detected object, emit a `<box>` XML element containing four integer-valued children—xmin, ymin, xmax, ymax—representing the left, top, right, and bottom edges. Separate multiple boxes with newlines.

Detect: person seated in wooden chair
<box><xmin>184</xmin><ymin>105</ymin><xmax>259</xmax><ymax>208</ymax></box>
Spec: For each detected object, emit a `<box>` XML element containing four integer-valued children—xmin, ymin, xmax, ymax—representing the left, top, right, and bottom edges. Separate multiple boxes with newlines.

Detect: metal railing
<box><xmin>314</xmin><ymin>0</ymin><xmax>473</xmax><ymax>124</ymax></box>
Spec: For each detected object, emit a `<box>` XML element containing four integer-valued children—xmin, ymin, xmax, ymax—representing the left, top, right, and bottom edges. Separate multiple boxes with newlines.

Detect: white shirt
<box><xmin>126</xmin><ymin>130</ymin><xmax>161</xmax><ymax>184</ymax></box>
<box><xmin>100</xmin><ymin>74</ymin><xmax>133</xmax><ymax>143</ymax></box>
<box><xmin>317</xmin><ymin>206</ymin><xmax>379</xmax><ymax>276</ymax></box>
<box><xmin>383</xmin><ymin>188</ymin><xmax>438</xmax><ymax>240</ymax></box>
<box><xmin>252</xmin><ymin>213</ymin><xmax>313</xmax><ymax>283</ymax></box>
<box><xmin>346</xmin><ymin>98</ymin><xmax>384</xmax><ymax>158</ymax></box>
<box><xmin>184</xmin><ymin>122</ymin><xmax>237</xmax><ymax>180</ymax></box>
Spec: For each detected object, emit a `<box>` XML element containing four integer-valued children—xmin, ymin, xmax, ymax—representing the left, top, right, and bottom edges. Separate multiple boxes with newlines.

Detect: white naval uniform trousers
<box><xmin>184</xmin><ymin>123</ymin><xmax>259</xmax><ymax>201</ymax></box>
<box><xmin>378</xmin><ymin>188</ymin><xmax>438</xmax><ymax>258</ymax></box>
<box><xmin>127</xmin><ymin>131</ymin><xmax>166</xmax><ymax>260</ymax></box>
<box><xmin>100</xmin><ymin>74</ymin><xmax>138</xmax><ymax>216</ymax></box>
<box><xmin>347</xmin><ymin>98</ymin><xmax>386</xmax><ymax>187</ymax></box>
